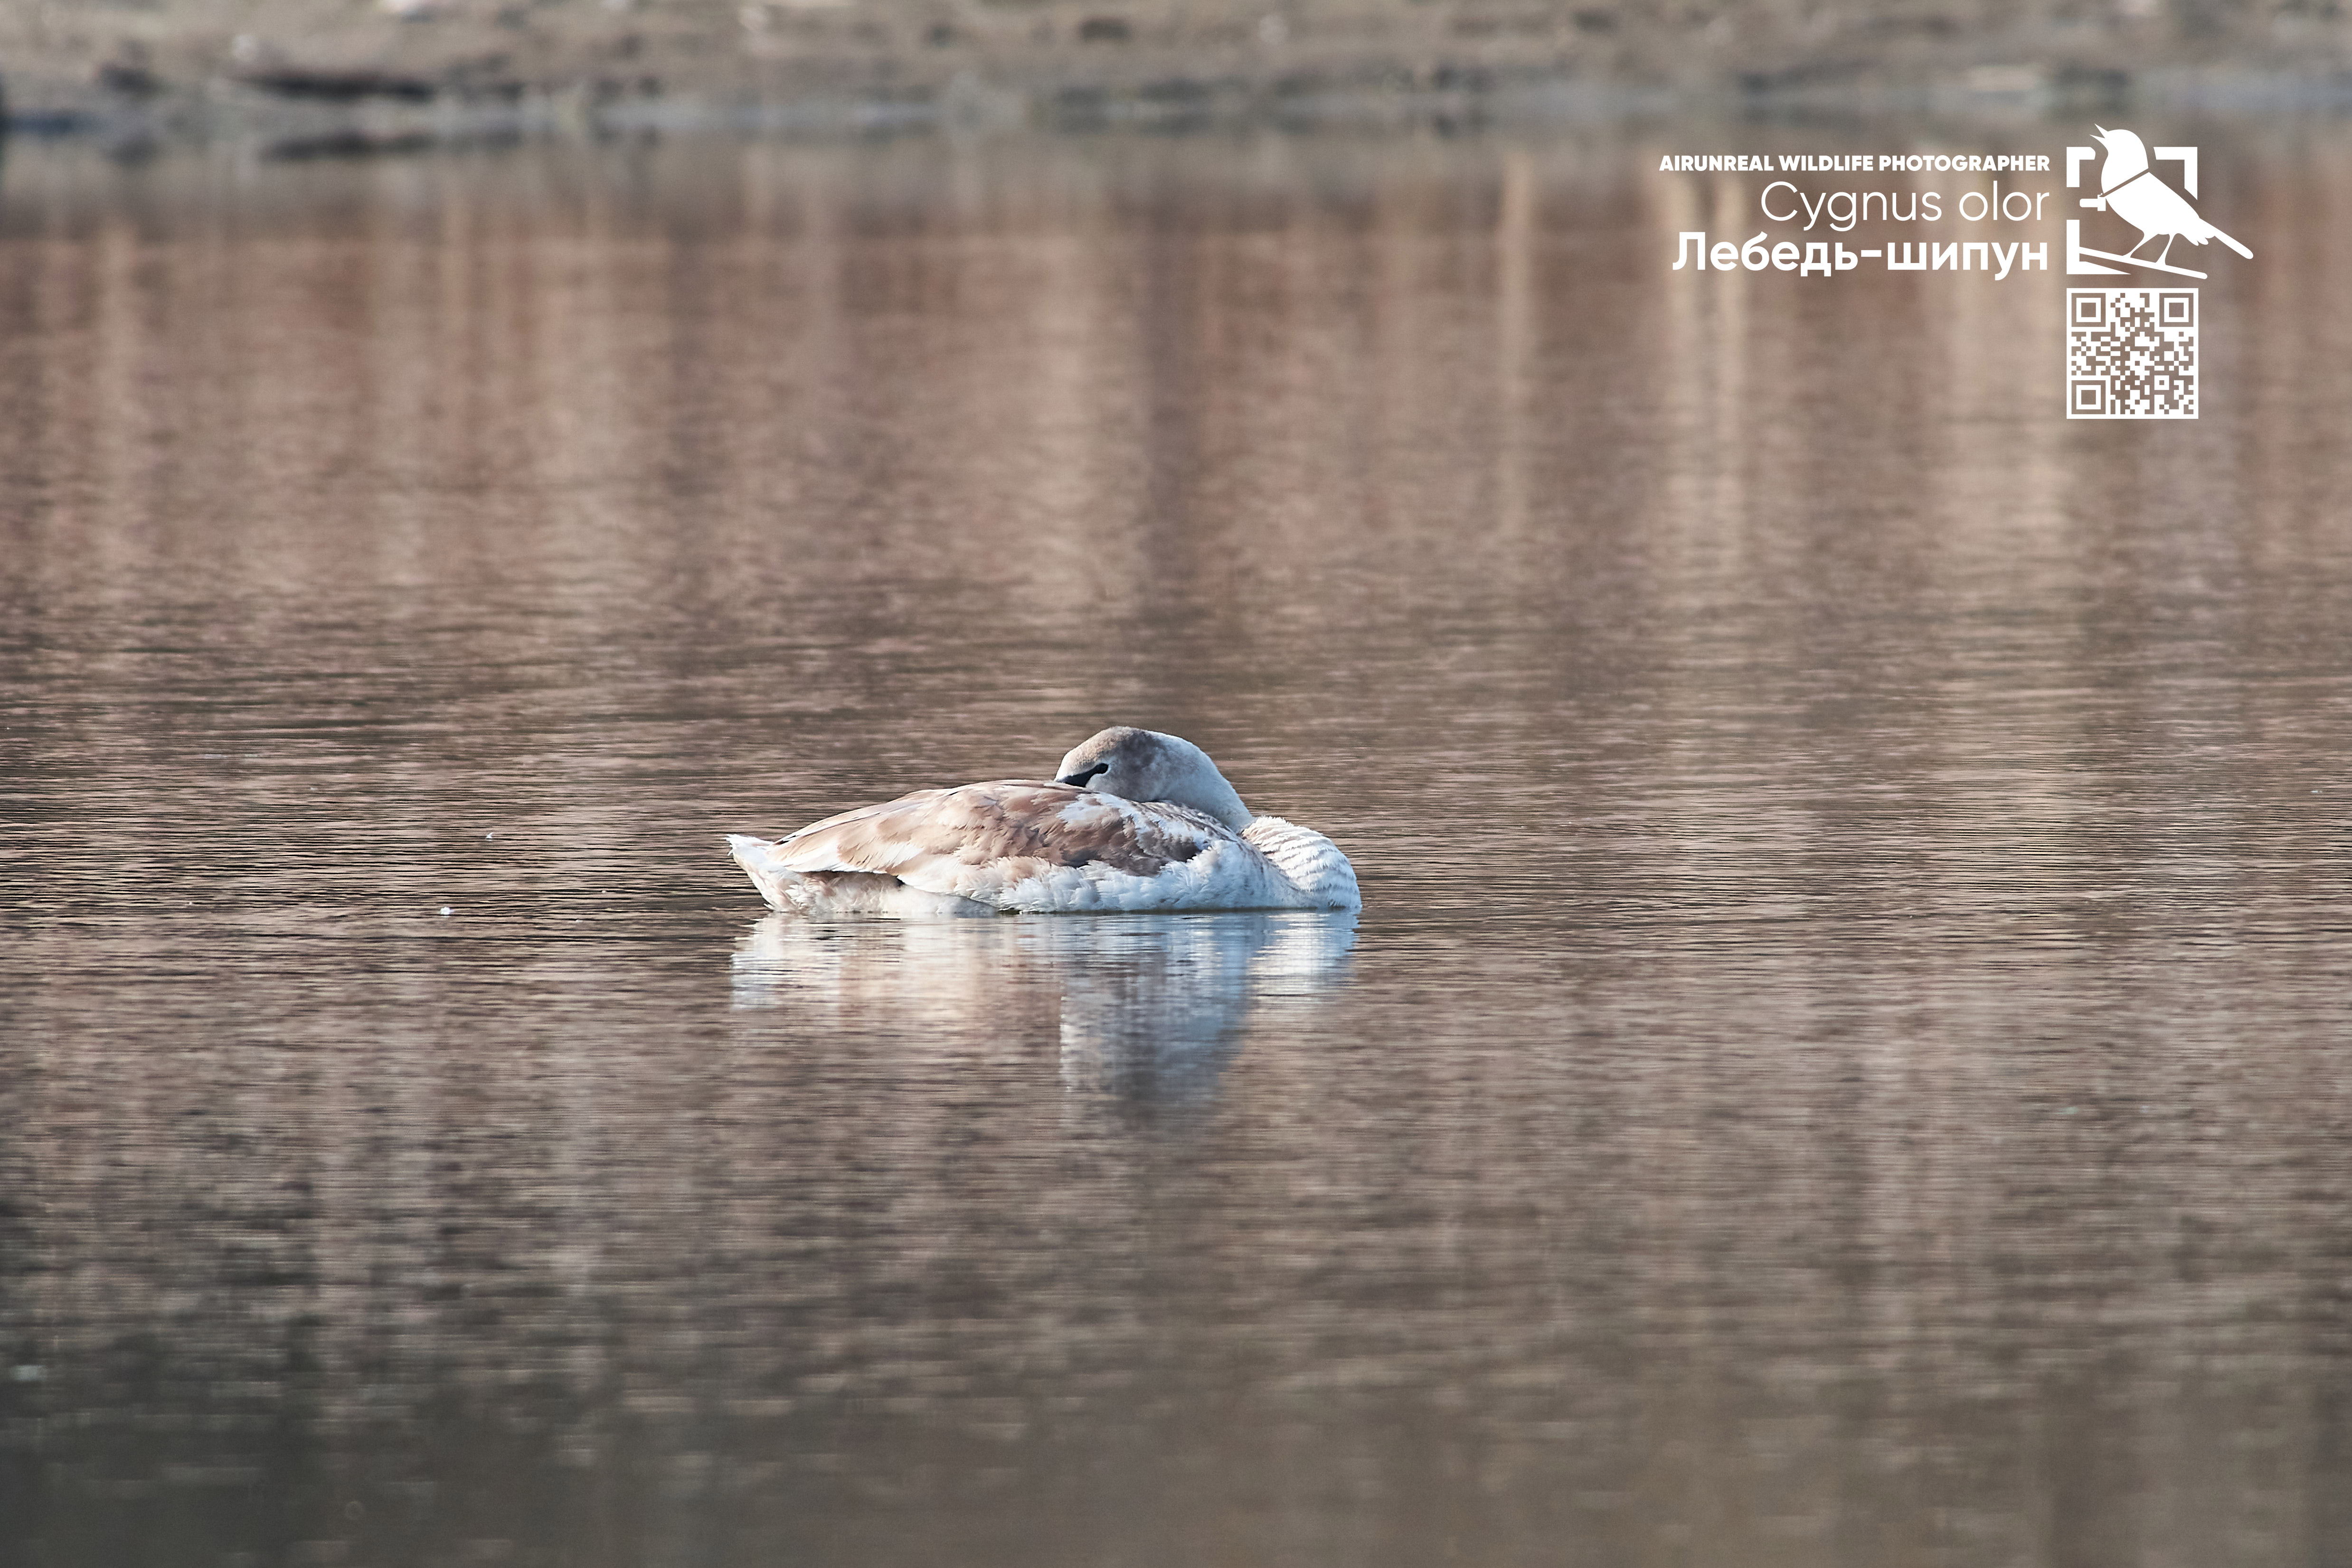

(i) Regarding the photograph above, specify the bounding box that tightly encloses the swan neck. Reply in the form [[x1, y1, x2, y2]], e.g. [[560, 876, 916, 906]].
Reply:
[[1203, 782, 1254, 832]]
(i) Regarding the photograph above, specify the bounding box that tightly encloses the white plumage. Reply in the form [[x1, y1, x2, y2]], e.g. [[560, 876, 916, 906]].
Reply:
[[727, 727, 1361, 917]]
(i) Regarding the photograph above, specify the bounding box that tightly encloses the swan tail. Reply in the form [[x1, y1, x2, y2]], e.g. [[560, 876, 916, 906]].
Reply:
[[727, 834, 995, 916], [727, 834, 814, 913]]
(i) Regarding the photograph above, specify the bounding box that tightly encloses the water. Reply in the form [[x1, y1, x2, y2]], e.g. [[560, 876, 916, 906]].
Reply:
[[4, 125, 2352, 1566]]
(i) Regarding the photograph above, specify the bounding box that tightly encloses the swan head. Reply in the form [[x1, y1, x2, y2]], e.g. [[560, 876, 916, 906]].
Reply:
[[1054, 727, 1254, 831]]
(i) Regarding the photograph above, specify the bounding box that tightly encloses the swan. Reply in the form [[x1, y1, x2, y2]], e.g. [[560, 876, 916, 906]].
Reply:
[[726, 727, 1360, 916]]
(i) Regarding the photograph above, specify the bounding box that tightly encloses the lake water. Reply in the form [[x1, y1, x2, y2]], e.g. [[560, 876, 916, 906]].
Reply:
[[4, 123, 2351, 1566]]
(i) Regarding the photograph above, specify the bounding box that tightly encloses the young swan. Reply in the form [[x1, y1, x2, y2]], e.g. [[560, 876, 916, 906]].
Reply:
[[727, 726, 1360, 916]]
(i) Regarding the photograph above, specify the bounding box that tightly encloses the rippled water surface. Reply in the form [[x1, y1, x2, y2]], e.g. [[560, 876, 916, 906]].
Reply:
[[5, 125, 2352, 1566]]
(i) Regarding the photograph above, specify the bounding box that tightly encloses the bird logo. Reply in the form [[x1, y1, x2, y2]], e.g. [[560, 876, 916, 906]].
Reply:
[[2070, 127, 2251, 279]]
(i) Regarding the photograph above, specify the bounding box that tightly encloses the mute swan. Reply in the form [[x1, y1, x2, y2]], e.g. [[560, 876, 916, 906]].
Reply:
[[726, 727, 1361, 916]]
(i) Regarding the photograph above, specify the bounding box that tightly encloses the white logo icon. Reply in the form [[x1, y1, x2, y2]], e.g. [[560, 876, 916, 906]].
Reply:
[[2066, 128, 2251, 279]]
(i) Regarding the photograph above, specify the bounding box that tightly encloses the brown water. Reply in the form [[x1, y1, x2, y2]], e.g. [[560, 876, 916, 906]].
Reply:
[[4, 125, 2352, 1567]]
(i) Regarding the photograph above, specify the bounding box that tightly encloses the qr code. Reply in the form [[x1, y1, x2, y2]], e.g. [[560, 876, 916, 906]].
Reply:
[[2067, 289, 2197, 419]]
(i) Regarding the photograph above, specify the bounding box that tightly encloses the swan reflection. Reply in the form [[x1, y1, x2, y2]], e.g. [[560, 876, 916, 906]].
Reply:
[[731, 912, 1357, 1105]]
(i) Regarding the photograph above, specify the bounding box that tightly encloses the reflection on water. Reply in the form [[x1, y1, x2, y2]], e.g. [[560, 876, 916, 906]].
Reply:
[[732, 911, 1357, 1107], [5, 125, 2352, 1566]]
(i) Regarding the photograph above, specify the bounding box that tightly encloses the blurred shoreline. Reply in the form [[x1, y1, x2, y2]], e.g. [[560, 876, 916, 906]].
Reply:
[[5, 0, 2351, 154]]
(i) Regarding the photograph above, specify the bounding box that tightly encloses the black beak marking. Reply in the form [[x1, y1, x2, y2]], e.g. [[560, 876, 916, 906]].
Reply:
[[1058, 763, 1109, 787]]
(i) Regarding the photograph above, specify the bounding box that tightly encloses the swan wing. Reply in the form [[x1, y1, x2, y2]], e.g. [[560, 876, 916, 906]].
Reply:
[[772, 781, 1231, 909]]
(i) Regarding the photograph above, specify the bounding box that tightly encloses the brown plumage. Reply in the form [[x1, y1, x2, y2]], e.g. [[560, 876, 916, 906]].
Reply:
[[774, 782, 1214, 883]]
